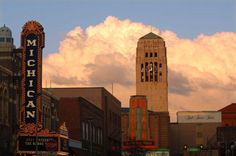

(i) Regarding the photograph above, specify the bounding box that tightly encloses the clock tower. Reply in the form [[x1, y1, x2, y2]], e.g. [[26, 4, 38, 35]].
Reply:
[[136, 32, 168, 112]]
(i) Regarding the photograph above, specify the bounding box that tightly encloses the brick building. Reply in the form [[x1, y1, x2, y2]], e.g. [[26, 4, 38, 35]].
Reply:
[[42, 89, 60, 132], [59, 97, 104, 156], [48, 87, 121, 156], [217, 103, 236, 156], [136, 32, 168, 112], [121, 108, 169, 150], [170, 111, 221, 156], [219, 103, 236, 126]]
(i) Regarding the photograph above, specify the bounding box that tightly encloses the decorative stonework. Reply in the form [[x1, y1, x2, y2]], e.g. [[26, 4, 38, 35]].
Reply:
[[19, 123, 43, 135], [22, 21, 44, 35]]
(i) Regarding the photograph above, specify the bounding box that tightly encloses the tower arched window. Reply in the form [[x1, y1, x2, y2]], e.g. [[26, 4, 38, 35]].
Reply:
[[154, 52, 157, 57], [154, 62, 158, 81], [150, 62, 153, 81], [141, 64, 144, 82], [145, 62, 149, 82]]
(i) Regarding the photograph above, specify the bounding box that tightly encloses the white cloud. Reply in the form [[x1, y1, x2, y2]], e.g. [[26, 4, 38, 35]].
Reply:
[[43, 16, 236, 121]]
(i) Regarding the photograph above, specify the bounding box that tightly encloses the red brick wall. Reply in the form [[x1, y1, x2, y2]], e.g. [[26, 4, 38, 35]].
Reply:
[[59, 98, 81, 140]]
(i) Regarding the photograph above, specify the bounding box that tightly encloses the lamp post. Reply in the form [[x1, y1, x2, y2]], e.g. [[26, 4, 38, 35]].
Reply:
[[231, 144, 235, 156]]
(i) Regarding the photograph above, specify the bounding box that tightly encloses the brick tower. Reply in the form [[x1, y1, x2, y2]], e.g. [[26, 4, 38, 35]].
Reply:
[[136, 32, 168, 112]]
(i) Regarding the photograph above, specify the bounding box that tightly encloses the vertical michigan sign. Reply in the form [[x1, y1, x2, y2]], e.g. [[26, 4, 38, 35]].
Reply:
[[20, 21, 44, 128], [17, 21, 69, 156]]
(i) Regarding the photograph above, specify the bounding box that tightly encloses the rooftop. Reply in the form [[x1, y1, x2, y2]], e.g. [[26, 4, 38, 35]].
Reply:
[[0, 24, 12, 38], [139, 32, 162, 40]]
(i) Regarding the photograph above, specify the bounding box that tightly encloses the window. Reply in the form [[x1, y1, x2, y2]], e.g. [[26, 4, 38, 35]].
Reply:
[[86, 123, 89, 140], [159, 63, 162, 68], [154, 52, 157, 57], [100, 129, 103, 144], [154, 62, 158, 81], [3, 89, 8, 124], [150, 53, 153, 57], [0, 88, 3, 122], [159, 72, 162, 82], [145, 53, 148, 57], [0, 37, 4, 42], [141, 64, 144, 82], [82, 122, 85, 140], [93, 126, 96, 143], [150, 62, 153, 81], [145, 62, 149, 82], [6, 38, 11, 43]]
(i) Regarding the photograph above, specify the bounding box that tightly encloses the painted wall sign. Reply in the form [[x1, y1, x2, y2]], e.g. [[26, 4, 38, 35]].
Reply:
[[20, 21, 44, 126], [177, 111, 222, 123]]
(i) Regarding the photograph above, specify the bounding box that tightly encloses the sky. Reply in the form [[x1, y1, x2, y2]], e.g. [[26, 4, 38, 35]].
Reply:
[[1, 0, 236, 121]]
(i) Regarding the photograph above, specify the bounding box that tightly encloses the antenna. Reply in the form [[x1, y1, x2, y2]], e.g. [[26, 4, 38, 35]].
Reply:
[[112, 82, 113, 95]]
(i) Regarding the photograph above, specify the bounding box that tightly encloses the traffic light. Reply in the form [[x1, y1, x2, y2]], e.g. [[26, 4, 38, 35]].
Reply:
[[199, 144, 203, 150], [183, 145, 188, 150]]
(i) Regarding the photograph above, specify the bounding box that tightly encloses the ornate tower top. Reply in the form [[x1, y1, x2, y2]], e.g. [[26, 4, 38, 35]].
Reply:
[[21, 20, 45, 48], [0, 24, 12, 37], [0, 24, 15, 51], [22, 20, 44, 33], [139, 32, 162, 40]]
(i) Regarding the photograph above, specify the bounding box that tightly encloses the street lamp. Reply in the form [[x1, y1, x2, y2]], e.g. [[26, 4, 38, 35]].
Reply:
[[230, 144, 235, 156]]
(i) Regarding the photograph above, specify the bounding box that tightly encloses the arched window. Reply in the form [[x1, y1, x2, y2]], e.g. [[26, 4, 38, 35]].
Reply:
[[0, 86, 3, 122], [3, 88, 9, 124]]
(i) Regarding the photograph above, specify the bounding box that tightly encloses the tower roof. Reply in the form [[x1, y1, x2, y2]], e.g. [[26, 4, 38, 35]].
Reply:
[[0, 24, 12, 38], [139, 32, 162, 40]]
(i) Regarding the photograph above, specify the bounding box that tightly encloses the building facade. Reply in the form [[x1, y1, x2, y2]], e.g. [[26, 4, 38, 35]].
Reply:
[[136, 32, 168, 112], [42, 89, 59, 132], [0, 25, 21, 156], [219, 103, 236, 126], [48, 87, 121, 156], [59, 97, 104, 156], [217, 103, 236, 156], [122, 108, 169, 150], [170, 111, 222, 156]]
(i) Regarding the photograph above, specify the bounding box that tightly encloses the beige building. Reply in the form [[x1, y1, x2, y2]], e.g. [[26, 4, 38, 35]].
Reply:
[[136, 32, 168, 112]]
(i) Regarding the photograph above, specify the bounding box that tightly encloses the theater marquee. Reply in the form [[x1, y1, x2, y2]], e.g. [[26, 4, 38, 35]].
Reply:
[[17, 21, 69, 156]]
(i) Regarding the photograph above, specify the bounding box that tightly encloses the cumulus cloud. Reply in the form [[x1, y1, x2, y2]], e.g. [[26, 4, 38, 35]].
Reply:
[[42, 16, 236, 121]]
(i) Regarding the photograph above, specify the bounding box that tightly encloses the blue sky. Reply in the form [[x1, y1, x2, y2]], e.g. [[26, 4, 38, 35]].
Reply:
[[1, 0, 235, 56]]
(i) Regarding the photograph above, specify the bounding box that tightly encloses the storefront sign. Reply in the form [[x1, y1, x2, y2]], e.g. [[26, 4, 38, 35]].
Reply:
[[177, 111, 221, 123]]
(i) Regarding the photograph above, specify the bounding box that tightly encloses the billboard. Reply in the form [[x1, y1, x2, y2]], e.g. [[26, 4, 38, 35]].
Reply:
[[177, 111, 221, 123]]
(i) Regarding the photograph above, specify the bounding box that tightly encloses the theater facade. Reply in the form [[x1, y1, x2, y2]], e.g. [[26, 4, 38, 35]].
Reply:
[[16, 21, 69, 156]]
